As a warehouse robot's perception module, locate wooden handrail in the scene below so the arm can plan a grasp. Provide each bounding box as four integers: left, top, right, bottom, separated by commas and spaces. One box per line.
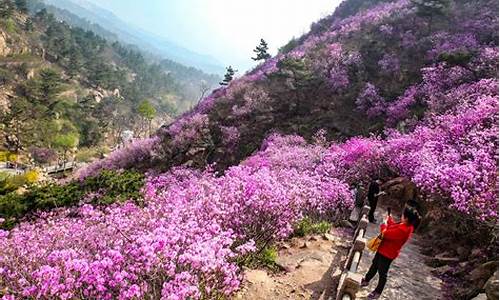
335, 205, 371, 300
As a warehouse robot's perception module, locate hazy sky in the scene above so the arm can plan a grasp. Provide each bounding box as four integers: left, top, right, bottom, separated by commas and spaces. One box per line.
84, 0, 341, 71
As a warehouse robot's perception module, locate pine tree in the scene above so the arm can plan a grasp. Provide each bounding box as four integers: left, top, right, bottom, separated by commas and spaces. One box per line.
0, 0, 14, 18
15, 0, 27, 13
68, 47, 84, 77
411, 0, 450, 32
220, 66, 237, 86
412, 0, 450, 17
252, 38, 271, 61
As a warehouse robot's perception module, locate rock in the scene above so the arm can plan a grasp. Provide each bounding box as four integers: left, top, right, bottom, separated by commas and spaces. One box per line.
470, 261, 498, 282
309, 235, 321, 241
484, 271, 499, 300
26, 68, 35, 79
280, 243, 291, 250
472, 294, 488, 300
290, 238, 302, 248
300, 241, 310, 249
323, 233, 336, 241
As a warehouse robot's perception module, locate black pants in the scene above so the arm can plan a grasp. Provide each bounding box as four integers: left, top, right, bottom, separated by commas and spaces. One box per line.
364, 252, 393, 293
368, 197, 378, 222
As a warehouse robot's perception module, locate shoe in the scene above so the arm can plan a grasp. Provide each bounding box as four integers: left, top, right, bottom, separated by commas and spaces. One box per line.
367, 291, 381, 299
360, 278, 369, 287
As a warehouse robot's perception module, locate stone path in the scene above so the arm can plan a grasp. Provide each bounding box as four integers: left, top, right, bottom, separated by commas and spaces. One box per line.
355, 207, 443, 300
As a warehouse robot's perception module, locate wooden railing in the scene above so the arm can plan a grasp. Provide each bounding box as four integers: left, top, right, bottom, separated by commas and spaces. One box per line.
334, 205, 370, 300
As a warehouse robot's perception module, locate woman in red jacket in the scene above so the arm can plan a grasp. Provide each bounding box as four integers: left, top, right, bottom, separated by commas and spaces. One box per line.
361, 205, 421, 299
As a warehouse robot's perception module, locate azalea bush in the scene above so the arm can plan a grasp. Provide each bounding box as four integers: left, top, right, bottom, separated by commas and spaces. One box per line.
0, 138, 353, 299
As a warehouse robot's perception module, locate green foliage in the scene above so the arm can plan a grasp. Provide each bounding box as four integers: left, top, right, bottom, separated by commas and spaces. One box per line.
0, 172, 28, 195
293, 217, 331, 237
237, 246, 279, 270
53, 133, 79, 151
1, 3, 216, 154
438, 51, 473, 67
412, 0, 451, 17
0, 170, 145, 228
220, 66, 237, 86
0, 0, 14, 18
0, 68, 15, 85
4, 18, 16, 33
252, 38, 271, 61
278, 37, 299, 54
137, 100, 157, 120
74, 147, 99, 163
275, 57, 316, 89
15, 0, 27, 13
38, 68, 63, 103
258, 247, 278, 267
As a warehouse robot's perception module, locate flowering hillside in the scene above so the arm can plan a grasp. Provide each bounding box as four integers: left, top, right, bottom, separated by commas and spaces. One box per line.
0, 0, 498, 299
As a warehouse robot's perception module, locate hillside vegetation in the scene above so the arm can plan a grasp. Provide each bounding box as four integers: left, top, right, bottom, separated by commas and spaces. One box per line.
0, 0, 498, 299
0, 0, 218, 158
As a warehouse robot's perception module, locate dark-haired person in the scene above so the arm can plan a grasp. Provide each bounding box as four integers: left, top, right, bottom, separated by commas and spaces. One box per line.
361, 206, 421, 299
367, 179, 382, 223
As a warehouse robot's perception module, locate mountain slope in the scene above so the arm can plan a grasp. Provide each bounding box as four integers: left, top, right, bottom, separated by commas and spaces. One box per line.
0, 3, 216, 154
38, 0, 225, 74
82, 0, 499, 173
0, 0, 498, 299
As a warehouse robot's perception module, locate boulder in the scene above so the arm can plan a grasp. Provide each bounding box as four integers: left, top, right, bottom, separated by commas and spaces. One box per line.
380, 177, 419, 209
300, 241, 310, 249
470, 261, 498, 283
484, 271, 499, 300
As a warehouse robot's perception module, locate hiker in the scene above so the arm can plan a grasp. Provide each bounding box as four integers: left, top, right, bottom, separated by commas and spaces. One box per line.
362, 205, 421, 299
367, 179, 383, 223
348, 183, 365, 223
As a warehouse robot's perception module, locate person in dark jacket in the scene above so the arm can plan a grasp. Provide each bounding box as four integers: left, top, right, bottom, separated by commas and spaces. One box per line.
362, 206, 421, 299
367, 179, 382, 223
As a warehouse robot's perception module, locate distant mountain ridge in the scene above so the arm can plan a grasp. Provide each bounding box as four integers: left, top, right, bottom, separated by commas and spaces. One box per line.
41, 0, 225, 74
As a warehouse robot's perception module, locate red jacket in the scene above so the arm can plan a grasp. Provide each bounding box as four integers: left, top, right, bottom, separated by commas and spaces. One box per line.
377, 216, 413, 260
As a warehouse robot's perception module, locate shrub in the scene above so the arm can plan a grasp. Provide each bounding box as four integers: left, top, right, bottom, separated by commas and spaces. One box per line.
293, 217, 332, 237
75, 147, 99, 163
24, 170, 39, 183
0, 170, 145, 228
29, 147, 57, 165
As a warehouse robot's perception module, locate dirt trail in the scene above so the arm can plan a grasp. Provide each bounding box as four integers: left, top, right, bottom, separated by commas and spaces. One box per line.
235, 227, 352, 300
355, 207, 443, 299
